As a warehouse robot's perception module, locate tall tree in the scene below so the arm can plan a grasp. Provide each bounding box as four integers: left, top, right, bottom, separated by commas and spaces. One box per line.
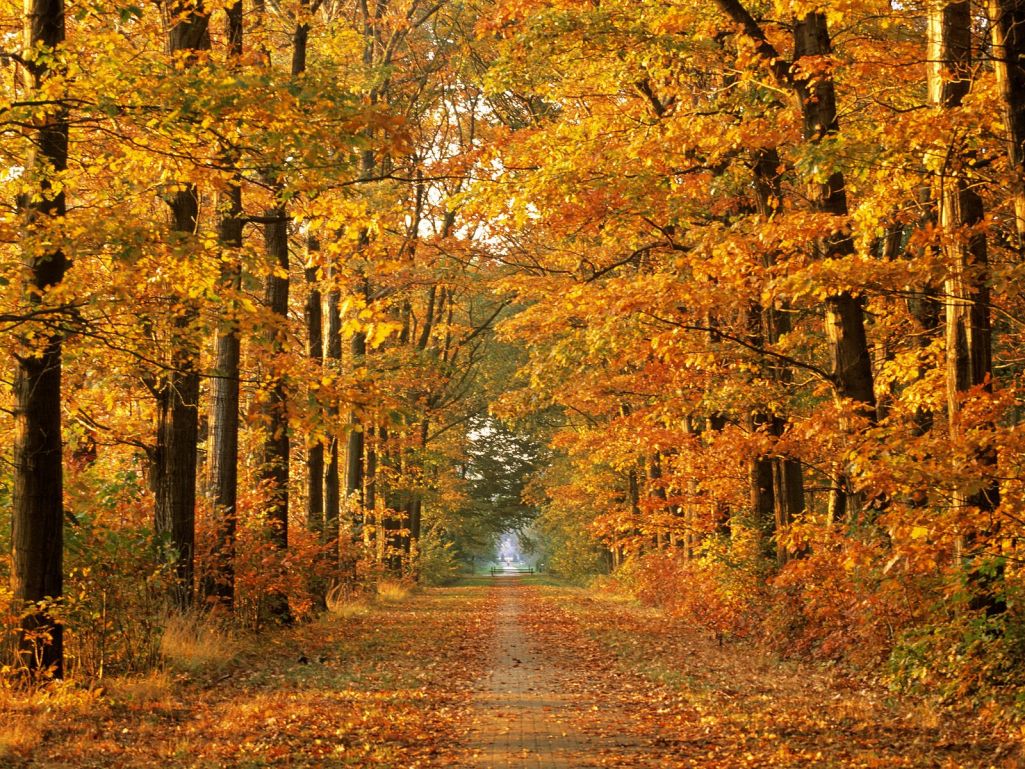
712, 0, 875, 519
928, 0, 1001, 609
205, 0, 245, 610
324, 261, 342, 560
989, 0, 1025, 241
260, 198, 292, 620
750, 147, 805, 561
11, 0, 69, 676
156, 0, 210, 610
305, 236, 325, 538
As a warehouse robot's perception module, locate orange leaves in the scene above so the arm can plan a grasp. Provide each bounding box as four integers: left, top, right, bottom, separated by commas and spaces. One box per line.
3, 584, 497, 768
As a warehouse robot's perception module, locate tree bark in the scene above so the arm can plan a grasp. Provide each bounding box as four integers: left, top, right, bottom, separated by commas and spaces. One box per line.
791, 13, 875, 412
929, 0, 1002, 612
156, 0, 210, 611
204, 0, 243, 610
346, 329, 368, 536
750, 147, 806, 561
792, 12, 875, 519
261, 204, 292, 622
324, 268, 342, 560
712, 1, 875, 519
11, 0, 68, 675
305, 237, 325, 535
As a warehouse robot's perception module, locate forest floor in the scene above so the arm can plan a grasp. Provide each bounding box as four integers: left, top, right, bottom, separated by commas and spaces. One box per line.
1, 576, 1019, 768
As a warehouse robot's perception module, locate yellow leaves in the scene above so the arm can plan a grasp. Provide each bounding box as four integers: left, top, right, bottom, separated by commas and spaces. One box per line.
366, 320, 401, 349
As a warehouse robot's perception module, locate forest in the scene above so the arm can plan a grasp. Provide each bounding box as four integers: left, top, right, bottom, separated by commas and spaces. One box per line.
3, 0, 1025, 755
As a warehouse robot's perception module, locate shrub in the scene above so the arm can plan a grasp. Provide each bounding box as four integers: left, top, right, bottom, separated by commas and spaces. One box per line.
416, 528, 461, 586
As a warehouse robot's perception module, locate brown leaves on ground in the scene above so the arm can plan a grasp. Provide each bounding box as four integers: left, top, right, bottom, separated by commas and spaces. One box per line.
2, 580, 1019, 769
0, 585, 497, 768
520, 584, 1020, 769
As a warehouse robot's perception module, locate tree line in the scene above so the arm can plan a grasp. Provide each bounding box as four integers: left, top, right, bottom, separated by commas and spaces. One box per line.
4, 0, 1025, 704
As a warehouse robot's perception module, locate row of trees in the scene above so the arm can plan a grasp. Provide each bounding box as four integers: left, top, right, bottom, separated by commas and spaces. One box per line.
2, 0, 531, 676
477, 0, 1025, 677
6, 0, 1025, 700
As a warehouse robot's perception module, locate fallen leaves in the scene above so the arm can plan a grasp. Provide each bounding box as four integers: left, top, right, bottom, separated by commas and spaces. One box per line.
3, 580, 1017, 768
2, 585, 496, 768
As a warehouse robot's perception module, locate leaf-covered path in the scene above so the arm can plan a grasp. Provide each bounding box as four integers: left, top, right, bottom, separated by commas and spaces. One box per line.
460, 576, 645, 768
461, 578, 1012, 769
3, 578, 1015, 768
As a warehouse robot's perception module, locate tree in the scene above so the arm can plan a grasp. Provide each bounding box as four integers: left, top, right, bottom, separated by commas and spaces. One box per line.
989, 0, 1025, 241
10, 0, 70, 677
928, 0, 1002, 611
154, 0, 211, 611
711, 0, 875, 520
205, 0, 245, 610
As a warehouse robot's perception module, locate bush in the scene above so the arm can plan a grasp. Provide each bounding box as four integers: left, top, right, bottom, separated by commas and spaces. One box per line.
416, 528, 461, 586
888, 584, 1025, 716
623, 532, 770, 642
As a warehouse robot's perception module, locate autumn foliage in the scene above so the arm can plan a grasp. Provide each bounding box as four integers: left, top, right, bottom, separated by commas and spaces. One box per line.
2, 0, 1025, 737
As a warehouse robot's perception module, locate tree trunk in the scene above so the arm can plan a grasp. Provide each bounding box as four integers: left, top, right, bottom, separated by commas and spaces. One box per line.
929, 0, 1002, 612
305, 237, 325, 535
648, 451, 668, 549
295, 10, 322, 540
11, 0, 69, 676
346, 329, 367, 536
712, 1, 871, 517
324, 272, 342, 560
156, 0, 210, 611
751, 147, 806, 561
793, 14, 875, 412
989, 0, 1025, 241
260, 203, 292, 622
793, 12, 876, 518
707, 413, 731, 538
204, 0, 243, 610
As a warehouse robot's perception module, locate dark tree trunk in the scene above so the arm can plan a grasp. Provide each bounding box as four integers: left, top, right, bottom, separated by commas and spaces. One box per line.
290, 9, 321, 540
792, 13, 875, 412
11, 0, 69, 678
707, 413, 731, 538
305, 238, 325, 535
377, 425, 404, 574
346, 330, 367, 536
792, 12, 876, 519
155, 359, 200, 610
204, 0, 243, 610
261, 205, 292, 622
648, 451, 668, 549
156, 1, 209, 611
712, 1, 869, 518
324, 275, 342, 560
404, 416, 430, 558
750, 147, 806, 561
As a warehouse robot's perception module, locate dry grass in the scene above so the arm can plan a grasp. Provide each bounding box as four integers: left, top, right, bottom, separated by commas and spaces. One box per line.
0, 682, 103, 760
376, 579, 412, 602
159, 612, 239, 672
326, 582, 373, 617
104, 670, 173, 707
0, 716, 44, 759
